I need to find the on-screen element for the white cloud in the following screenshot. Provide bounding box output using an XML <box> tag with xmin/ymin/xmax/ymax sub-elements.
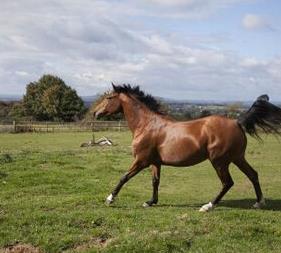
<box><xmin>136</xmin><ymin>0</ymin><xmax>250</xmax><ymax>19</ymax></box>
<box><xmin>0</xmin><ymin>0</ymin><xmax>280</xmax><ymax>101</ymax></box>
<box><xmin>147</xmin><ymin>0</ymin><xmax>192</xmax><ymax>6</ymax></box>
<box><xmin>242</xmin><ymin>14</ymin><xmax>270</xmax><ymax>30</ymax></box>
<box><xmin>15</xmin><ymin>71</ymin><xmax>29</xmax><ymax>77</ymax></box>
<box><xmin>240</xmin><ymin>57</ymin><xmax>265</xmax><ymax>67</ymax></box>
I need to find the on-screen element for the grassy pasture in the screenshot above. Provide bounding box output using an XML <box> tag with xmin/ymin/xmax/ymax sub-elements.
<box><xmin>0</xmin><ymin>131</ymin><xmax>281</xmax><ymax>252</ymax></box>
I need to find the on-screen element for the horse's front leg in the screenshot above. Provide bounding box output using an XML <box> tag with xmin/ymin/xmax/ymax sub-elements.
<box><xmin>143</xmin><ymin>164</ymin><xmax>161</xmax><ymax>207</ymax></box>
<box><xmin>105</xmin><ymin>159</ymin><xmax>146</xmax><ymax>205</ymax></box>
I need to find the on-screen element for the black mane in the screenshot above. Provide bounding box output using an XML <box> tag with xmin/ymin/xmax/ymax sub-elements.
<box><xmin>112</xmin><ymin>84</ymin><xmax>165</xmax><ymax>114</ymax></box>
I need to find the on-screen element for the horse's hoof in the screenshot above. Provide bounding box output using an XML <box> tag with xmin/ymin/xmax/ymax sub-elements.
<box><xmin>105</xmin><ymin>194</ymin><xmax>114</xmax><ymax>206</ymax></box>
<box><xmin>253</xmin><ymin>197</ymin><xmax>265</xmax><ymax>209</ymax></box>
<box><xmin>199</xmin><ymin>202</ymin><xmax>214</xmax><ymax>212</ymax></box>
<box><xmin>142</xmin><ymin>202</ymin><xmax>152</xmax><ymax>208</ymax></box>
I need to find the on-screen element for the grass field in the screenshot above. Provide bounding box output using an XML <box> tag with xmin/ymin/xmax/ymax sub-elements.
<box><xmin>0</xmin><ymin>131</ymin><xmax>281</xmax><ymax>253</ymax></box>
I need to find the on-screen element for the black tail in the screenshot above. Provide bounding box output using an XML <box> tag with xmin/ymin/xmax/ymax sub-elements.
<box><xmin>238</xmin><ymin>94</ymin><xmax>281</xmax><ymax>138</ymax></box>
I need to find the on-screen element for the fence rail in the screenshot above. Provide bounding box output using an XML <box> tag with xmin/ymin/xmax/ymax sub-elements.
<box><xmin>0</xmin><ymin>120</ymin><xmax>128</xmax><ymax>133</ymax></box>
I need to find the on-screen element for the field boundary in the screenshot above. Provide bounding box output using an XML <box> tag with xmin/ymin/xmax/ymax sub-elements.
<box><xmin>0</xmin><ymin>120</ymin><xmax>128</xmax><ymax>133</ymax></box>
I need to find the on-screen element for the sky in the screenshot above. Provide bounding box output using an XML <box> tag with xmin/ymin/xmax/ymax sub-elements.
<box><xmin>0</xmin><ymin>0</ymin><xmax>281</xmax><ymax>101</ymax></box>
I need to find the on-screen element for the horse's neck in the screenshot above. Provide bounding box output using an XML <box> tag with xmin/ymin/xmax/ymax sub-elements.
<box><xmin>120</xmin><ymin>94</ymin><xmax>154</xmax><ymax>134</ymax></box>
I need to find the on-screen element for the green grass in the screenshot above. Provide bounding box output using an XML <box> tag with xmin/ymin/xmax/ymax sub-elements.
<box><xmin>0</xmin><ymin>132</ymin><xmax>281</xmax><ymax>252</ymax></box>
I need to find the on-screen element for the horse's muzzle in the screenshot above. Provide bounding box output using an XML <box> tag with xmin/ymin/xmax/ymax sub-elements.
<box><xmin>93</xmin><ymin>110</ymin><xmax>106</xmax><ymax>119</ymax></box>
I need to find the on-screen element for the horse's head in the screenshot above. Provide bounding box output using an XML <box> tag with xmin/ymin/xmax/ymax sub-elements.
<box><xmin>92</xmin><ymin>84</ymin><xmax>122</xmax><ymax>119</ymax></box>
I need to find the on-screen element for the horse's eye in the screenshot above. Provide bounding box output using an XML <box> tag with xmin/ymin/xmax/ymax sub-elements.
<box><xmin>107</xmin><ymin>95</ymin><xmax>116</xmax><ymax>100</ymax></box>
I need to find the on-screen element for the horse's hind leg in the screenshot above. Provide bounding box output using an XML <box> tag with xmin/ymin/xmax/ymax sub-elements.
<box><xmin>233</xmin><ymin>157</ymin><xmax>265</xmax><ymax>208</ymax></box>
<box><xmin>199</xmin><ymin>162</ymin><xmax>233</xmax><ymax>212</ymax></box>
<box><xmin>143</xmin><ymin>164</ymin><xmax>161</xmax><ymax>207</ymax></box>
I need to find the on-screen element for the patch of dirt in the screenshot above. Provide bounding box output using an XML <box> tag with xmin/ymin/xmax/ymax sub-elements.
<box><xmin>0</xmin><ymin>244</ymin><xmax>42</xmax><ymax>253</ymax></box>
<box><xmin>69</xmin><ymin>237</ymin><xmax>113</xmax><ymax>252</ymax></box>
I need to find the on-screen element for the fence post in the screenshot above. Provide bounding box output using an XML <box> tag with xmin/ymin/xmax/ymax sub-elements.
<box><xmin>13</xmin><ymin>120</ymin><xmax>16</xmax><ymax>133</ymax></box>
<box><xmin>118</xmin><ymin>121</ymin><xmax>121</xmax><ymax>132</ymax></box>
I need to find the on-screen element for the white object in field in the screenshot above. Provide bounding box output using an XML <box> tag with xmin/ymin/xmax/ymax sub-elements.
<box><xmin>199</xmin><ymin>202</ymin><xmax>215</xmax><ymax>212</ymax></box>
<box><xmin>96</xmin><ymin>137</ymin><xmax>113</xmax><ymax>146</ymax></box>
<box><xmin>80</xmin><ymin>136</ymin><xmax>113</xmax><ymax>147</ymax></box>
<box><xmin>253</xmin><ymin>196</ymin><xmax>265</xmax><ymax>209</ymax></box>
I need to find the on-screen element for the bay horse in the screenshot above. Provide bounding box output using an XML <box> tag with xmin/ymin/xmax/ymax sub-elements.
<box><xmin>93</xmin><ymin>84</ymin><xmax>281</xmax><ymax>212</ymax></box>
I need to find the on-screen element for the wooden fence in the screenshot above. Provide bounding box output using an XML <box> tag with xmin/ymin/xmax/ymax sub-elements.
<box><xmin>0</xmin><ymin>120</ymin><xmax>128</xmax><ymax>133</ymax></box>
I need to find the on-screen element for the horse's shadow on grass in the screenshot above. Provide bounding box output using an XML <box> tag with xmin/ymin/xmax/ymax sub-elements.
<box><xmin>106</xmin><ymin>198</ymin><xmax>281</xmax><ymax>211</ymax></box>
<box><xmin>157</xmin><ymin>199</ymin><xmax>281</xmax><ymax>211</ymax></box>
<box><xmin>219</xmin><ymin>198</ymin><xmax>281</xmax><ymax>211</ymax></box>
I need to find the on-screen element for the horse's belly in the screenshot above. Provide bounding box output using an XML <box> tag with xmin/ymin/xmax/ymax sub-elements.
<box><xmin>161</xmin><ymin>154</ymin><xmax>206</xmax><ymax>167</ymax></box>
<box><xmin>158</xmin><ymin>142</ymin><xmax>207</xmax><ymax>167</ymax></box>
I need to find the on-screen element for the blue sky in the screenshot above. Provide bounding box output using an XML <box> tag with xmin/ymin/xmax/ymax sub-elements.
<box><xmin>0</xmin><ymin>0</ymin><xmax>280</xmax><ymax>101</ymax></box>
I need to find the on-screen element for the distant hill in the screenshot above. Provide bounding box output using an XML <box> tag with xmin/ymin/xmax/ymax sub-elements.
<box><xmin>0</xmin><ymin>94</ymin><xmax>98</xmax><ymax>108</ymax></box>
<box><xmin>81</xmin><ymin>95</ymin><xmax>99</xmax><ymax>108</ymax></box>
<box><xmin>0</xmin><ymin>95</ymin><xmax>22</xmax><ymax>102</ymax></box>
<box><xmin>0</xmin><ymin>94</ymin><xmax>280</xmax><ymax>108</ymax></box>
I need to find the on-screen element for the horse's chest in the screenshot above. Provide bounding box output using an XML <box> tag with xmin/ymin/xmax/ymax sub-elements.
<box><xmin>131</xmin><ymin>135</ymin><xmax>156</xmax><ymax>157</ymax></box>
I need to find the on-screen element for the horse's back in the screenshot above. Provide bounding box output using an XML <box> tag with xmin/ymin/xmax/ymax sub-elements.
<box><xmin>157</xmin><ymin>115</ymin><xmax>246</xmax><ymax>166</ymax></box>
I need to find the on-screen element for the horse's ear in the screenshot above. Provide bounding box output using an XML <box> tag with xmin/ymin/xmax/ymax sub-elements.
<box><xmin>111</xmin><ymin>82</ymin><xmax>117</xmax><ymax>91</ymax></box>
<box><xmin>257</xmin><ymin>94</ymin><xmax>269</xmax><ymax>102</ymax></box>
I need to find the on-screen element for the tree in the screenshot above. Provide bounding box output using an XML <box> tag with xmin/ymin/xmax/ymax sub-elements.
<box><xmin>200</xmin><ymin>109</ymin><xmax>211</xmax><ymax>118</ymax></box>
<box><xmin>8</xmin><ymin>102</ymin><xmax>26</xmax><ymax>120</ymax></box>
<box><xmin>23</xmin><ymin>74</ymin><xmax>86</xmax><ymax>121</ymax></box>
